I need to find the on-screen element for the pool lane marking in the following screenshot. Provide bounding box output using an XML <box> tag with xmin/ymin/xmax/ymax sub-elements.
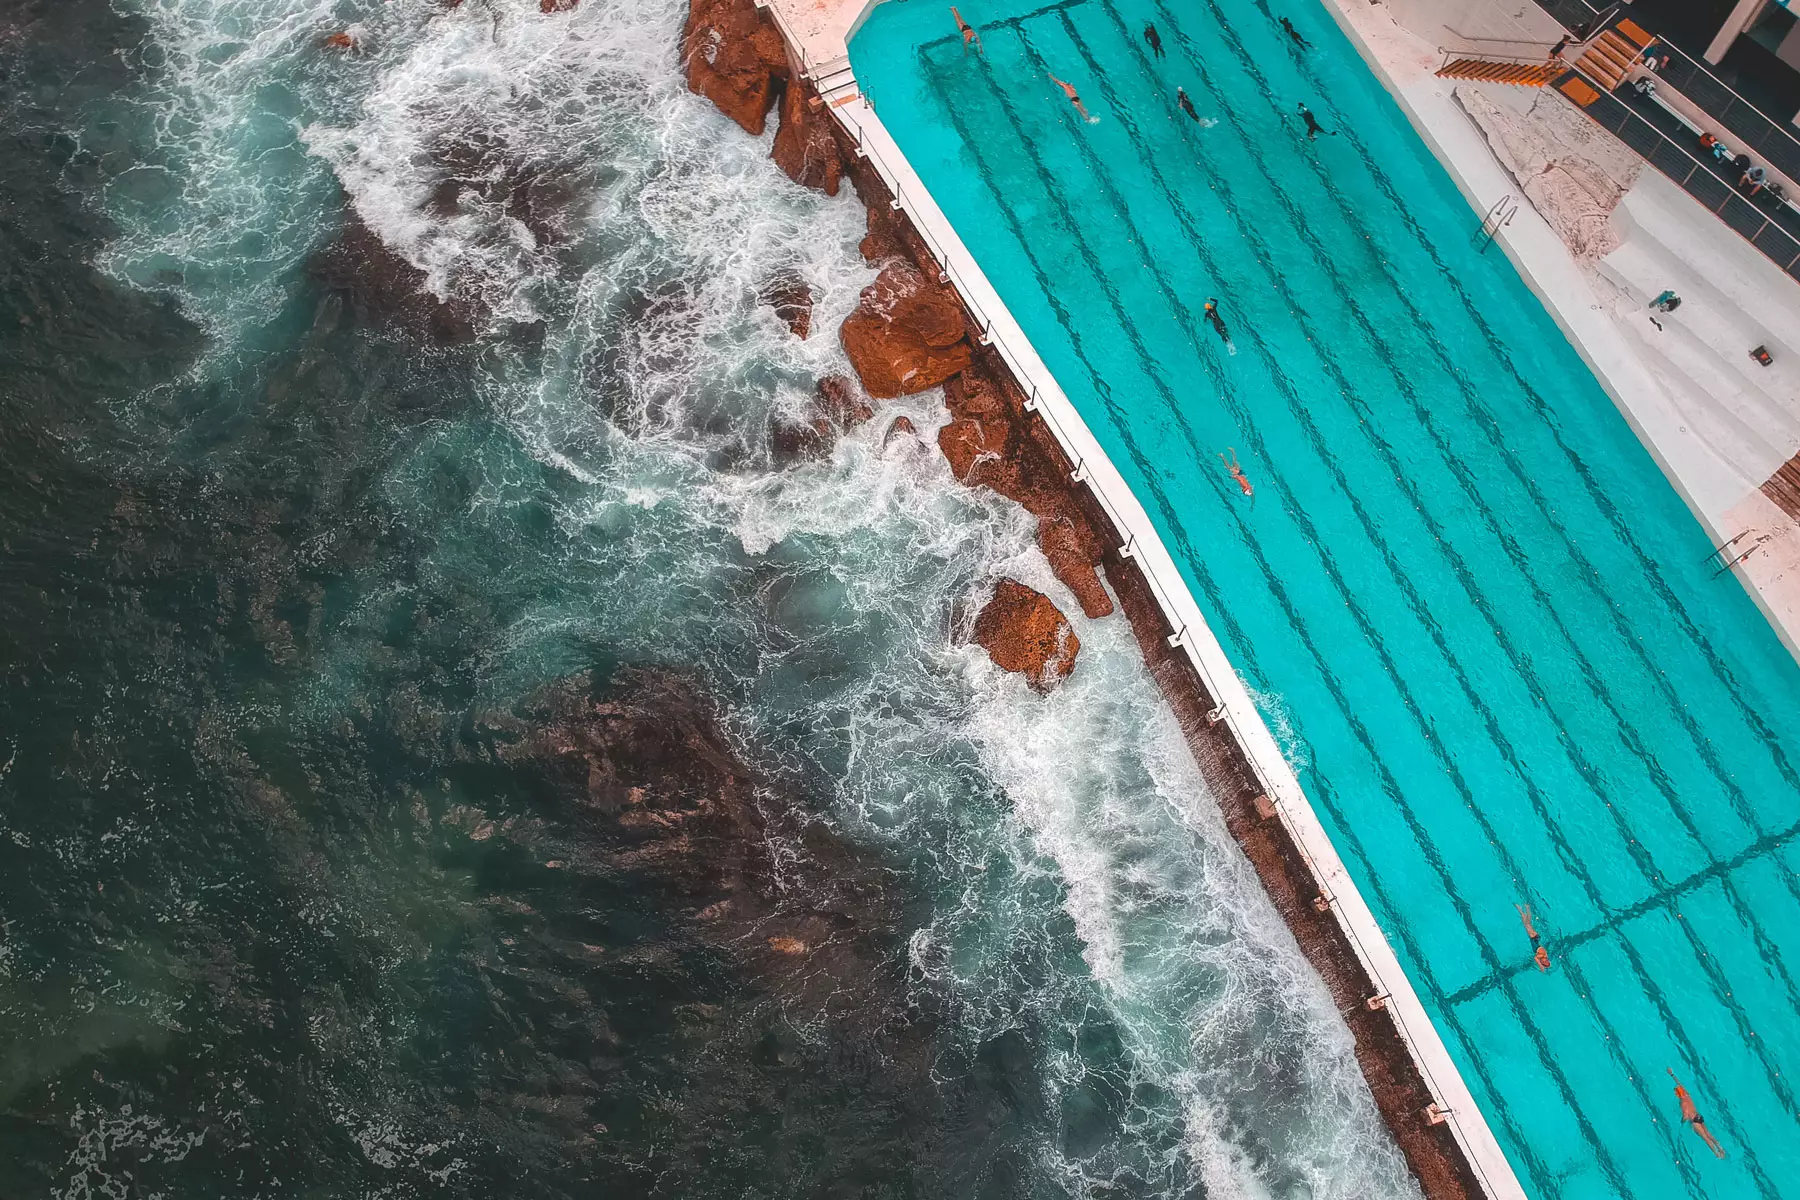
<box><xmin>1036</xmin><ymin>14</ymin><xmax>1732</xmax><ymax>1190</ymax></box>
<box><xmin>1240</xmin><ymin>0</ymin><xmax>1800</xmax><ymax>892</ymax></box>
<box><xmin>1214</xmin><ymin>0</ymin><xmax>1800</xmax><ymax>819</ymax></box>
<box><xmin>1132</xmin><ymin>0</ymin><xmax>1800</xmax><ymax>1172</ymax></box>
<box><xmin>1448</xmin><ymin>809</ymin><xmax>1800</xmax><ymax>1003</ymax></box>
<box><xmin>983</xmin><ymin>7</ymin><xmax>1788</xmax><ymax>1189</ymax></box>
<box><xmin>1137</xmin><ymin>0</ymin><xmax>1800</xmax><ymax>1043</ymax></box>
<box><xmin>1130</xmin><ymin>0</ymin><xmax>1800</xmax><ymax>1177</ymax></box>
<box><xmin>918</xmin><ymin>48</ymin><xmax>1561</xmax><ymax>1191</ymax></box>
<box><xmin>929</xmin><ymin>36</ymin><xmax>1598</xmax><ymax>1199</ymax></box>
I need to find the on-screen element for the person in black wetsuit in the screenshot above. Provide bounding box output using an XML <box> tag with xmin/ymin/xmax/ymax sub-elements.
<box><xmin>1280</xmin><ymin>16</ymin><xmax>1309</xmax><ymax>48</ymax></box>
<box><xmin>1297</xmin><ymin>102</ymin><xmax>1336</xmax><ymax>139</ymax></box>
<box><xmin>1203</xmin><ymin>298</ymin><xmax>1229</xmax><ymax>342</ymax></box>
<box><xmin>1144</xmin><ymin>22</ymin><xmax>1163</xmax><ymax>57</ymax></box>
<box><xmin>1177</xmin><ymin>87</ymin><xmax>1199</xmax><ymax>122</ymax></box>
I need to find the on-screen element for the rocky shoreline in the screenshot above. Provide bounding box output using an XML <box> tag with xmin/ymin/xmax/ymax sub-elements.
<box><xmin>681</xmin><ymin>0</ymin><xmax>1485</xmax><ymax>1194</ymax></box>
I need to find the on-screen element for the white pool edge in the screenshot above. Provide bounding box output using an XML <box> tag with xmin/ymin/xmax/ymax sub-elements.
<box><xmin>752</xmin><ymin>3</ymin><xmax>1533</xmax><ymax>1198</ymax></box>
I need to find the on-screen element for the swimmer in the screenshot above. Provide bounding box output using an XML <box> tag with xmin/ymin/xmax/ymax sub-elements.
<box><xmin>1516</xmin><ymin>903</ymin><xmax>1551</xmax><ymax>971</ymax></box>
<box><xmin>1220</xmin><ymin>448</ymin><xmax>1254</xmax><ymax>498</ymax></box>
<box><xmin>1203</xmin><ymin>297</ymin><xmax>1230</xmax><ymax>342</ymax></box>
<box><xmin>1144</xmin><ymin>22</ymin><xmax>1164</xmax><ymax>57</ymax></box>
<box><xmin>951</xmin><ymin>6</ymin><xmax>982</xmax><ymax>53</ymax></box>
<box><xmin>1280</xmin><ymin>16</ymin><xmax>1310</xmax><ymax>49</ymax></box>
<box><xmin>1298</xmin><ymin>102</ymin><xmax>1336</xmax><ymax>139</ymax></box>
<box><xmin>1668</xmin><ymin>1071</ymin><xmax>1728</xmax><ymax>1159</ymax></box>
<box><xmin>1177</xmin><ymin>87</ymin><xmax>1199</xmax><ymax>122</ymax></box>
<box><xmin>1048</xmin><ymin>73</ymin><xmax>1097</xmax><ymax>123</ymax></box>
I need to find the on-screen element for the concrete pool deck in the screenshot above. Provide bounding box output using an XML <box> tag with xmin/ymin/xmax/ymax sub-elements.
<box><xmin>749</xmin><ymin>1</ymin><xmax>1529</xmax><ymax>1197</ymax></box>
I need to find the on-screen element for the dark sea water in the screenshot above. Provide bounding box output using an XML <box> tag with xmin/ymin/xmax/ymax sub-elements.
<box><xmin>0</xmin><ymin>1</ymin><xmax>1418</xmax><ymax>1196</ymax></box>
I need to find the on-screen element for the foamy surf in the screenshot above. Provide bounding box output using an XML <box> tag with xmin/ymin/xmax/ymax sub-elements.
<box><xmin>78</xmin><ymin>0</ymin><xmax>1418</xmax><ymax>1193</ymax></box>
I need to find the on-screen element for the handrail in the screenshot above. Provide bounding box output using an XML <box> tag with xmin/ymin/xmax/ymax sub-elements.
<box><xmin>1442</xmin><ymin>28</ymin><xmax>1557</xmax><ymax>55</ymax></box>
<box><xmin>1537</xmin><ymin>0</ymin><xmax>1800</xmax><ymax>167</ymax></box>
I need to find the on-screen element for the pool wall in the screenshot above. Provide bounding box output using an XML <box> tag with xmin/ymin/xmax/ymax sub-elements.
<box><xmin>707</xmin><ymin>1</ymin><xmax>1532</xmax><ymax>1196</ymax></box>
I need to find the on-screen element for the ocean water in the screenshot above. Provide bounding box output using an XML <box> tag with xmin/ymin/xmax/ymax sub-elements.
<box><xmin>850</xmin><ymin>1</ymin><xmax>1800</xmax><ymax>1197</ymax></box>
<box><xmin>0</xmin><ymin>0</ymin><xmax>1416</xmax><ymax>1196</ymax></box>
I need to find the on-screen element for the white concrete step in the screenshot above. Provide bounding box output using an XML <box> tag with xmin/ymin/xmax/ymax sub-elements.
<box><xmin>1611</xmin><ymin>173</ymin><xmax>1800</xmax><ymax>354</ymax></box>
<box><xmin>1598</xmin><ymin>239</ymin><xmax>1800</xmax><ymax>427</ymax></box>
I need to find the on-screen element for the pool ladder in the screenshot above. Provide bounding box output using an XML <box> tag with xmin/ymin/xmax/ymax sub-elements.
<box><xmin>1474</xmin><ymin>194</ymin><xmax>1518</xmax><ymax>254</ymax></box>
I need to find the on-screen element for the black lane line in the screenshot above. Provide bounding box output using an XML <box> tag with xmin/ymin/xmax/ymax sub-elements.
<box><xmin>1044</xmin><ymin>12</ymin><xmax>1708</xmax><ymax>1190</ymax></box>
<box><xmin>1449</xmin><ymin>807</ymin><xmax>1800</xmax><ymax>1004</ymax></box>
<box><xmin>1203</xmin><ymin>0</ymin><xmax>1800</xmax><ymax>818</ymax></box>
<box><xmin>930</xmin><ymin>33</ymin><xmax>1589</xmax><ymax>1199</ymax></box>
<box><xmin>1144</xmin><ymin>0</ymin><xmax>1800</xmax><ymax>1157</ymax></box>
<box><xmin>909</xmin><ymin>40</ymin><xmax>1551</xmax><ymax>1185</ymax></box>
<box><xmin>1237</xmin><ymin>0</ymin><xmax>1800</xmax><ymax>940</ymax></box>
<box><xmin>1139</xmin><ymin>2</ymin><xmax>1800</xmax><ymax>1081</ymax></box>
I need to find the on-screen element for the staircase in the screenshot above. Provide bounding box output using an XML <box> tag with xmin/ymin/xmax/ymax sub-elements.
<box><xmin>806</xmin><ymin>54</ymin><xmax>860</xmax><ymax>108</ymax></box>
<box><xmin>1574</xmin><ymin>29</ymin><xmax>1640</xmax><ymax>91</ymax></box>
<box><xmin>1436</xmin><ymin>57</ymin><xmax>1559</xmax><ymax>87</ymax></box>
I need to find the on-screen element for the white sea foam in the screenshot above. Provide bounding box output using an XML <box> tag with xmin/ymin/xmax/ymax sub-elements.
<box><xmin>99</xmin><ymin>0</ymin><xmax>1419</xmax><ymax>1193</ymax></box>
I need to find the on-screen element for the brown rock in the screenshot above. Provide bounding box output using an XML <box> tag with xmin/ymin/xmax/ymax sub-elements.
<box><xmin>323</xmin><ymin>31</ymin><xmax>357</xmax><ymax>50</ymax></box>
<box><xmin>884</xmin><ymin>415</ymin><xmax>917</xmax><ymax>446</ymax></box>
<box><xmin>759</xmin><ymin>269</ymin><xmax>812</xmax><ymax>339</ymax></box>
<box><xmin>1038</xmin><ymin>516</ymin><xmax>1113</xmax><ymax>619</ymax></box>
<box><xmin>681</xmin><ymin>0</ymin><xmax>790</xmax><ymax>136</ymax></box>
<box><xmin>766</xmin><ymin>936</ymin><xmax>808</xmax><ymax>955</ymax></box>
<box><xmin>972</xmin><ymin>579</ymin><xmax>1079</xmax><ymax>694</ymax></box>
<box><xmin>839</xmin><ymin>261</ymin><xmax>971</xmax><ymax>398</ymax></box>
<box><xmin>944</xmin><ymin>370</ymin><xmax>1006</xmax><ymax>419</ymax></box>
<box><xmin>936</xmin><ymin>416</ymin><xmax>1009</xmax><ymax>486</ymax></box>
<box><xmin>539</xmin><ymin>0</ymin><xmax>577</xmax><ymax>10</ymax></box>
<box><xmin>771</xmin><ymin>78</ymin><xmax>843</xmax><ymax>196</ymax></box>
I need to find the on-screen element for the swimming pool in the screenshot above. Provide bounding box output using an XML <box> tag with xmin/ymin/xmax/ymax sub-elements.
<box><xmin>851</xmin><ymin>1</ymin><xmax>1800</xmax><ymax>1196</ymax></box>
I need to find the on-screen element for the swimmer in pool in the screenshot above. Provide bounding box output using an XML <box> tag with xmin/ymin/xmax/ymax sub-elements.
<box><xmin>1298</xmin><ymin>102</ymin><xmax>1336</xmax><ymax>139</ymax></box>
<box><xmin>951</xmin><ymin>6</ymin><xmax>981</xmax><ymax>53</ymax></box>
<box><xmin>1177</xmin><ymin>87</ymin><xmax>1199</xmax><ymax>122</ymax></box>
<box><xmin>1144</xmin><ymin>22</ymin><xmax>1163</xmax><ymax>57</ymax></box>
<box><xmin>1220</xmin><ymin>449</ymin><xmax>1254</xmax><ymax>498</ymax></box>
<box><xmin>1280</xmin><ymin>16</ymin><xmax>1309</xmax><ymax>48</ymax></box>
<box><xmin>1515</xmin><ymin>903</ymin><xmax>1551</xmax><ymax>971</ymax></box>
<box><xmin>1048</xmin><ymin>73</ymin><xmax>1097</xmax><ymax>123</ymax></box>
<box><xmin>1203</xmin><ymin>298</ymin><xmax>1229</xmax><ymax>342</ymax></box>
<box><xmin>1669</xmin><ymin>1071</ymin><xmax>1728</xmax><ymax>1159</ymax></box>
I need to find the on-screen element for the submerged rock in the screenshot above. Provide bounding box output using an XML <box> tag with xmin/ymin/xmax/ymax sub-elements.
<box><xmin>772</xmin><ymin>77</ymin><xmax>844</xmax><ymax>196</ymax></box>
<box><xmin>310</xmin><ymin>210</ymin><xmax>478</xmax><ymax>344</ymax></box>
<box><xmin>758</xmin><ymin>268</ymin><xmax>812</xmax><ymax>339</ymax></box>
<box><xmin>972</xmin><ymin>579</ymin><xmax>1079</xmax><ymax>693</ymax></box>
<box><xmin>681</xmin><ymin>0</ymin><xmax>790</xmax><ymax>136</ymax></box>
<box><xmin>770</xmin><ymin>374</ymin><xmax>875</xmax><ymax>463</ymax></box>
<box><xmin>839</xmin><ymin>261</ymin><xmax>971</xmax><ymax>398</ymax></box>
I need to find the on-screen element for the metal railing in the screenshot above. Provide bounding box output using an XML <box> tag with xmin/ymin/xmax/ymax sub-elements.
<box><xmin>1441</xmin><ymin>27</ymin><xmax>1559</xmax><ymax>60</ymax></box>
<box><xmin>1582</xmin><ymin>86</ymin><xmax>1800</xmax><ymax>277</ymax></box>
<box><xmin>1532</xmin><ymin>0</ymin><xmax>1800</xmax><ymax>180</ymax></box>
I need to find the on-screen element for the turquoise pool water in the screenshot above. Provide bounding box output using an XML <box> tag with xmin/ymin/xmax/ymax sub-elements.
<box><xmin>852</xmin><ymin>1</ymin><xmax>1800</xmax><ymax>1195</ymax></box>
